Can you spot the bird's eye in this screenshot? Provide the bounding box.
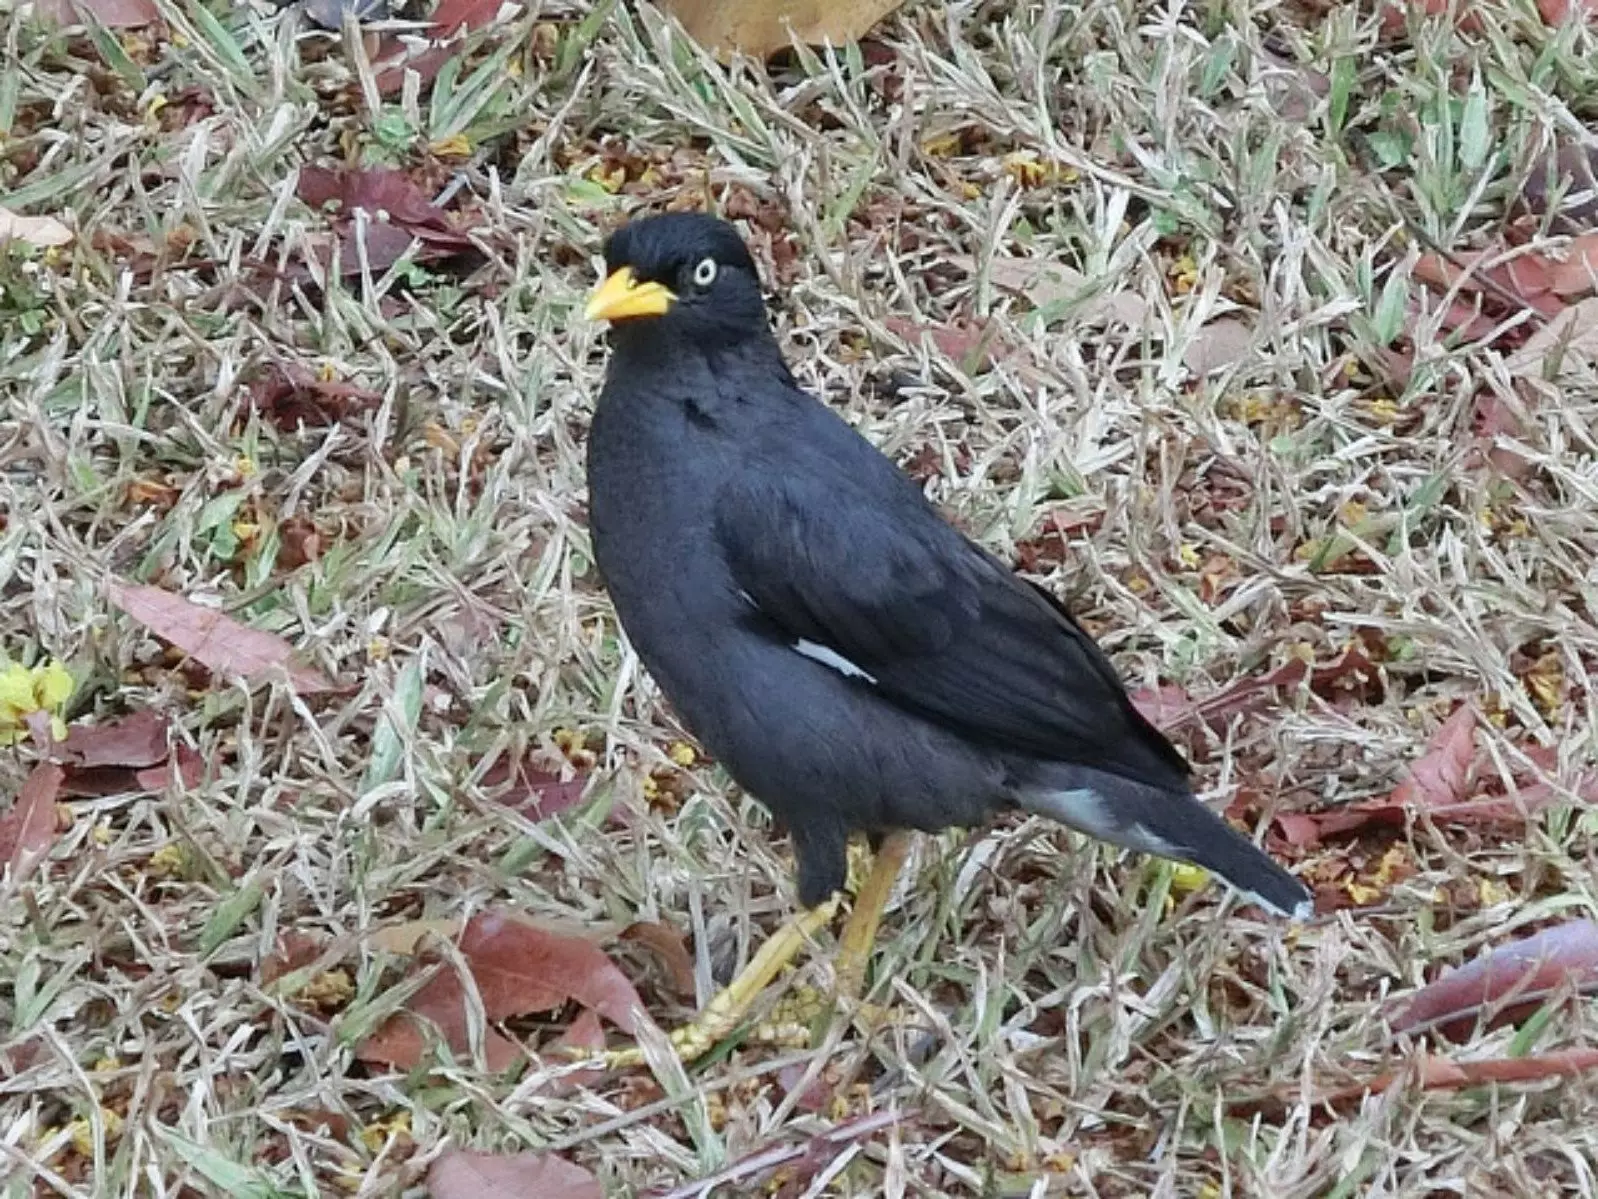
[691,257,718,288]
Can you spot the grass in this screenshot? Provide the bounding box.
[3,0,1597,1195]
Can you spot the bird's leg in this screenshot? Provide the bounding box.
[598,896,840,1069]
[592,835,908,1069]
[834,831,909,1001]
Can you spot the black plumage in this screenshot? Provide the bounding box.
[585,212,1311,920]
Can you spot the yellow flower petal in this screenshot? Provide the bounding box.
[33,661,73,710]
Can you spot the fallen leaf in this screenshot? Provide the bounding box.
[883,315,1002,372]
[1130,646,1379,735]
[296,166,477,276]
[372,0,506,93]
[367,918,464,956]
[1549,232,1598,297]
[246,364,382,431]
[1183,317,1255,376]
[975,257,1148,328]
[59,710,170,769]
[1389,705,1476,809]
[427,1150,601,1199]
[618,920,697,998]
[357,909,647,1071]
[32,0,158,28]
[1391,920,1598,1040]
[0,207,74,248]
[133,744,204,791]
[109,580,335,695]
[261,931,330,987]
[480,756,590,821]
[0,763,64,883]
[1518,143,1598,234]
[657,0,907,59]
[1508,296,1598,379]
[1230,1048,1598,1117]
[301,0,390,31]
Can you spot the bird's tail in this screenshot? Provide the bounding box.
[1020,775,1313,920]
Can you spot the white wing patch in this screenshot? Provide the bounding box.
[793,638,878,684]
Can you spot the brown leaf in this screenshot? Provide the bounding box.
[883,315,1001,372]
[481,757,590,821]
[133,744,204,791]
[372,0,506,94]
[1389,704,1476,809]
[262,931,331,987]
[657,0,907,59]
[1231,1048,1598,1117]
[1508,296,1598,379]
[108,580,335,695]
[618,920,697,998]
[296,166,478,276]
[59,710,169,769]
[368,918,465,956]
[975,257,1148,328]
[1130,646,1379,736]
[0,207,74,248]
[1549,232,1598,297]
[1518,143,1598,234]
[247,364,382,431]
[1182,317,1255,376]
[32,0,158,27]
[356,909,647,1071]
[1391,920,1598,1040]
[427,1150,601,1199]
[0,763,64,883]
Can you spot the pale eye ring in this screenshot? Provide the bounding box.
[691,257,718,288]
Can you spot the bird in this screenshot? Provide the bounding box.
[583,211,1312,1058]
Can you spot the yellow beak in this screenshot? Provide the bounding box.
[584,267,676,322]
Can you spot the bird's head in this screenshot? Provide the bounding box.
[584,213,770,348]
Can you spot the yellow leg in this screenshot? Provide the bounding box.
[835,832,909,1001]
[599,896,840,1068]
[590,833,910,1070]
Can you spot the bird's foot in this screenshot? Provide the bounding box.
[587,832,910,1070]
[594,896,841,1069]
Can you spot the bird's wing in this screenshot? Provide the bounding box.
[713,465,1190,789]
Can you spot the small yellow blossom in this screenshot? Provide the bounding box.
[1169,862,1211,897]
[0,658,73,745]
[359,1110,412,1153]
[667,740,697,767]
[65,1107,124,1157]
[429,133,472,160]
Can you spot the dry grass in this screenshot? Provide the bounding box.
[3,0,1598,1195]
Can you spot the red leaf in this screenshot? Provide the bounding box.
[481,757,590,821]
[1231,1048,1598,1117]
[247,364,381,431]
[1549,231,1598,297]
[356,909,647,1071]
[618,920,697,997]
[296,167,477,275]
[883,316,1002,371]
[262,931,330,986]
[109,580,335,695]
[133,744,204,791]
[428,0,503,35]
[1390,705,1476,808]
[59,710,170,769]
[369,0,509,94]
[0,763,64,883]
[427,1150,601,1199]
[1391,919,1598,1040]
[34,0,158,27]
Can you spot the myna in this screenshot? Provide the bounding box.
[584,213,1311,1058]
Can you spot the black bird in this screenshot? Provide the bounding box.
[584,213,1311,1052]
